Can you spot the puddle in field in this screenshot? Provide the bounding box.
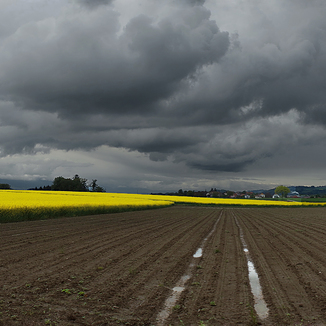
[193,248,203,258]
[235,215,269,320]
[247,261,269,318]
[156,212,222,326]
[156,273,192,324]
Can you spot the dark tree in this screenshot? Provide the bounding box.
[72,174,88,191]
[94,185,106,192]
[0,183,11,189]
[90,179,98,191]
[51,175,88,191]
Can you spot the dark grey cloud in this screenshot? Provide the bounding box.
[1,0,326,186]
[184,0,206,6]
[0,4,229,120]
[77,0,114,9]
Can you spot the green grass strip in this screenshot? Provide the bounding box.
[0,204,171,223]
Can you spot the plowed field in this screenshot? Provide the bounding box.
[1,206,326,325]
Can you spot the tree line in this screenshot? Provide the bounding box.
[29,175,105,192]
[0,183,11,189]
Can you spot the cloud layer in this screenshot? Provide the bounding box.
[1,0,326,190]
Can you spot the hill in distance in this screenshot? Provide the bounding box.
[256,185,326,196]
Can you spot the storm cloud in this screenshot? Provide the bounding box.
[1,0,326,191]
[77,0,114,9]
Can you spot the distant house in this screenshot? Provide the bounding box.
[272,194,280,199]
[244,194,250,199]
[287,191,300,198]
[255,193,265,199]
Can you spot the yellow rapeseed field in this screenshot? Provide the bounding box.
[0,190,172,209]
[0,190,324,223]
[150,194,326,207]
[0,190,173,223]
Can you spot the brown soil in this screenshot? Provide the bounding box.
[1,206,326,325]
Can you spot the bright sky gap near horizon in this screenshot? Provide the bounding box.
[0,0,326,193]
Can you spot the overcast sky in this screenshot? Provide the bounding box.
[1,0,326,192]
